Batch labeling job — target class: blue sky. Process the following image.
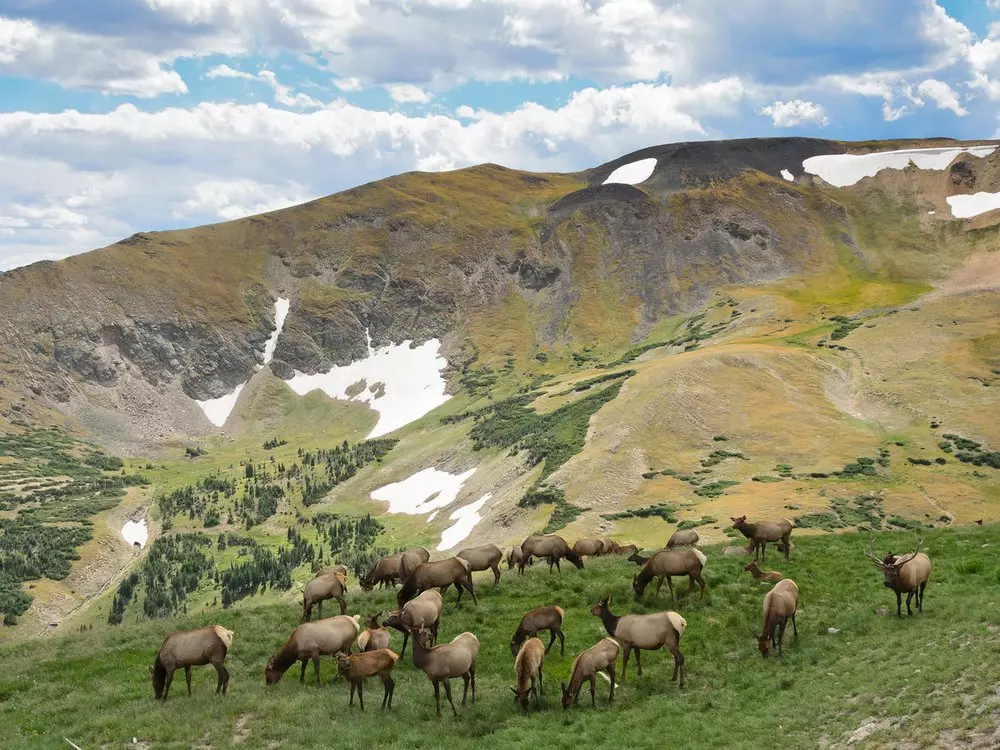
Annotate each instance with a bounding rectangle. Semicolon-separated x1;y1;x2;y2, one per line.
1;0;1000;270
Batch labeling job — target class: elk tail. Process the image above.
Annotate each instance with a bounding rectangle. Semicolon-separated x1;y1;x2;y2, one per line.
693;549;707;567
666;612;687;638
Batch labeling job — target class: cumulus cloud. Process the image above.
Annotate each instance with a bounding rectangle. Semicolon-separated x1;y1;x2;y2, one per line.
759;99;828;128
205;65;322;108
386;84;433;104
916;78;967;116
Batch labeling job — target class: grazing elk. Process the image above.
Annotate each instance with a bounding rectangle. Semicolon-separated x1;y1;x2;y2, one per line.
561;638;620;709
756;578;799;658
317;563;349;577
358;613;391;652
667;529;699;548
399;546;431;583
632;548;707;600
743;562;784;583
397;557;477;608
510;637;545;710
617;543;639;558
510;605;565;657
627;548;651;565
518;534;584;574
360;553;402;591
456;543;503;585
592;595;686;685
265;615;361;686
382;589;443;658
303;571;348;620
601;538;621;555
865;536;932;617
506;546;527;570
731;515;793;562
335;648;400;710
572;538;606;559
410;627;480;718
151;625;233;699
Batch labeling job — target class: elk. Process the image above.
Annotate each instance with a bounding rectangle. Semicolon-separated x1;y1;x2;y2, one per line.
618;544;641;559
865;536;932;617
358;613;391;652
265;615;360;686
399;546;430;583
756;578;799;658
335;648;400;710
382;589;443;658
456;543;503;585
730;515;793;562
561;638;620;709
632;548;707;600
303;571;347;620
151;625;233;699
627;548;651;565
572;538;606;559
410;627;480;718
743;562;784;583
518;534;584;574
667;529;699;548
360;553;402;591
509;605;565;657
510;637;545;710
601;538;621;554
317;563;349;577
506;546;526;570
397;557;477;608
592;595;686;684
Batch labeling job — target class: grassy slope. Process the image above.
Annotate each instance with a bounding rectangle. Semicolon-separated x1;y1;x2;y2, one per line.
2;526;999;749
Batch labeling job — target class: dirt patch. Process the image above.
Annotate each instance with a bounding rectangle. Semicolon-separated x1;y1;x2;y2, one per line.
924;251;1000;300
232;713;254;745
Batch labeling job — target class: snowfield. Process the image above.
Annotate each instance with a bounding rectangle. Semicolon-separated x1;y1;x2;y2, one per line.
437;493;491;551
781;169;794;182
195;383;244;427
121;520;148;548
370;467;477;515
283;332;452;438
802;145;997;188
603;157;657;186
946;192;1000;218
261;297;290;366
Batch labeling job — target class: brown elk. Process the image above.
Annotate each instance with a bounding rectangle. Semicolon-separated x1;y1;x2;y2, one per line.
756;578;798;658
627;548;651;565
360;553;402;591
572;538;606;559
358;613;391;652
632;548;707;600
410;627;480;718
265;615;360;686
518;534;584;574
456;543;503;585
617;543;639;558
601;538;621;554
506;546;525;570
509;605;565;657
151;625;233;699
865;536;932;617
743;562;784;583
561;638;620;709
592;595;686;684
510;637;545;710
397;557;477;608
382;589;443;657
303;571;347;620
317;563;349;577
667;529;699;548
335;648;400;710
731;516;793;562
399;546;430;583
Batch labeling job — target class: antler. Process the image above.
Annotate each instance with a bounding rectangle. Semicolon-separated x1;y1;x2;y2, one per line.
893;536;923;567
865;535;885;567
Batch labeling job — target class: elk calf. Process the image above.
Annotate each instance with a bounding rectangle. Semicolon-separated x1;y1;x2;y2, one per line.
756;579;799;658
865;536;932;617
335;648;400;710
151;625;233;699
510;605;565;657
743;562;784;583
510;637;545;710
358;613;391;652
561;638;620;709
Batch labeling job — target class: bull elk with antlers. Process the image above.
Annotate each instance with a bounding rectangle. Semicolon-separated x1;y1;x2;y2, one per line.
865;536;932;617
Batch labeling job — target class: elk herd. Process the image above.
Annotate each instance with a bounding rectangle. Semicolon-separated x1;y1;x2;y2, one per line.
150;520;934;717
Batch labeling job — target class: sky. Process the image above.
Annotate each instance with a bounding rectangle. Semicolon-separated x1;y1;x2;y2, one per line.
2;0;1000;271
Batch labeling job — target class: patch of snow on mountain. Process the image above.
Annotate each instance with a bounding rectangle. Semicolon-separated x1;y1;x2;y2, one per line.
283;332;452;438
603;157;657;186
122;520;148;548
371;467;477;515
946;192;1000;218
196;383;245;427
803;145;997;188
261;297;290;366
781;169;794;182
437;493;492;551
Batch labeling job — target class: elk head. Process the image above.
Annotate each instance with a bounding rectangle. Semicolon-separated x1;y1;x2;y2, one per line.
590;595;611;617
632;573;648;597
754;630;771;658
334;651;352;678
264;656;282;686
561;681;573;709
866;536;922;590
509;685;536;710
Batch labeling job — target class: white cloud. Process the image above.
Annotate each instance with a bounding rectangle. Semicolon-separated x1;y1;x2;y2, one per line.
759;99;828;127
386;84;433;104
916;78;967;115
171;179;312;220
206;65;322;109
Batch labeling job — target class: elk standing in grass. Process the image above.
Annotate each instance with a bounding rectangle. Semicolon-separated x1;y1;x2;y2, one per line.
731;515;793;562
317;563;349;578
756;578;799;658
572;538;606;559
632;548;707;600
456;543;503;585
151;625;233;699
358;613;391;652
667;529;699;548
382;590;443;657
399;546;430;584
510;605;565;657
510;637;545;710
335;648;400;710
507;546;529;570
518;534;584;574
601;538;621;554
303;571;348;620
592;595;686;684
561;638;620;709
743;562;784;583
265;615;360;686
397;557;477;608
360;553;402;591
410;627;480;718
865;536;932;617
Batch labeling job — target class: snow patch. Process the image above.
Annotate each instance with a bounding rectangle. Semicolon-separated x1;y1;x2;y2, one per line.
196;383;245;427
603;158;657;186
946;192;1000;218
780;169;794;182
802;145;997;188
122;520;148;548
371;467;477;515
437;493;491;551
283;332;452;438
261;297;290;366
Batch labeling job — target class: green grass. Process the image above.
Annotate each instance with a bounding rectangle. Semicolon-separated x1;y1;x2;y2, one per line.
2;525;998;749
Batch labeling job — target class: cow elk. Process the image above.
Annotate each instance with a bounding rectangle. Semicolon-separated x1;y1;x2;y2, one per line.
561;638;620;709
400;546;430;583
731;515;793;562
592;595;686;684
510;605;565;657
151;625;233;699
743;562;784;583
617;543;639;558
382;590;443;658
410;627;480;718
756;578;799;658
667;529;699;548
510;637;545;710
335;648;400;710
632;548;707;600
456;543;503;585
358;613;391;652
397;557;477;608
360;553;402;591
518;534;584;574
865;536;932;617
303;571;347;620
265;615;360;686
572;538;606;559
